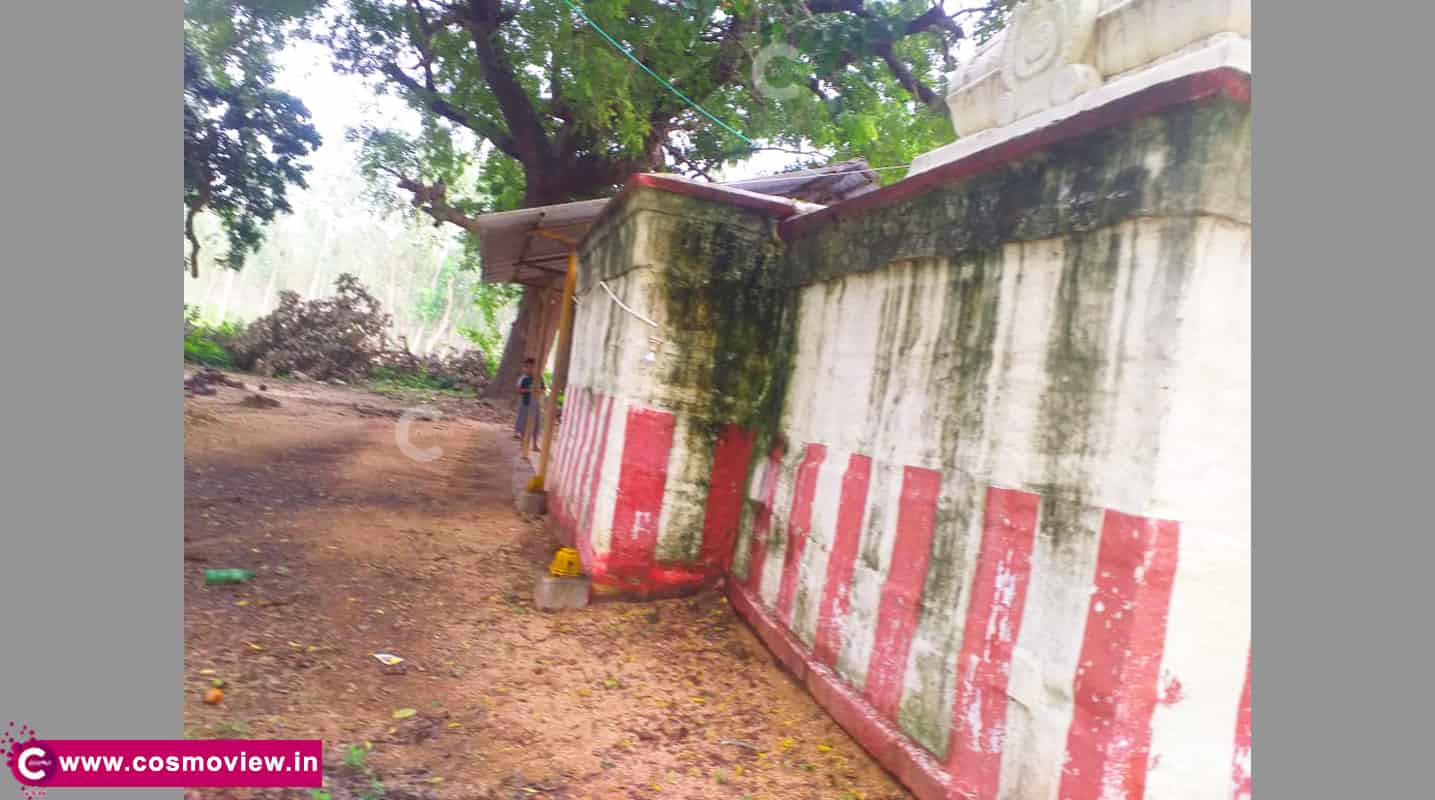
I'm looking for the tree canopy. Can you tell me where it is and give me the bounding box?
[184,0,326,276]
[324,0,1010,393]
[329,0,1011,215]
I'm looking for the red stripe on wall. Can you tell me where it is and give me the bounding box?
[576,394,615,570]
[1059,510,1181,800]
[1233,650,1252,800]
[549,387,582,523]
[558,389,587,494]
[578,391,609,530]
[607,406,677,579]
[946,487,1041,799]
[727,579,953,800]
[814,453,873,668]
[863,466,943,721]
[695,423,756,571]
[553,384,588,528]
[776,443,828,623]
[553,388,580,528]
[745,444,786,592]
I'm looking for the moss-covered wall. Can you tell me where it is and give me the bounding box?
[782,95,1249,288]
[559,190,796,582]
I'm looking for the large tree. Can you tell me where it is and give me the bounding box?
[327,0,1009,396]
[184,0,326,277]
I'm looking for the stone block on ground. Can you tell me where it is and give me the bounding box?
[517,490,547,515]
[533,573,591,611]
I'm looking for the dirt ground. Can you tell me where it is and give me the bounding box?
[183,370,912,800]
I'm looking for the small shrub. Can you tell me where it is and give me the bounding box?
[371,346,490,394]
[343,744,369,772]
[184,335,231,366]
[183,305,241,367]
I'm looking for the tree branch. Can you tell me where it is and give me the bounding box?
[663,143,715,182]
[465,0,552,168]
[873,41,940,107]
[406,0,440,90]
[905,5,961,36]
[387,168,485,234]
[805,0,871,18]
[799,0,985,109]
[378,63,520,158]
[646,12,752,132]
[185,203,202,278]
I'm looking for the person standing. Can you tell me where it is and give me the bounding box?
[514,357,543,448]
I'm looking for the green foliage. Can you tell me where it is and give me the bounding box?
[735,0,1013,177]
[458,281,523,374]
[328,0,1013,218]
[456,325,502,375]
[184,0,325,274]
[971,0,1018,44]
[368,365,461,393]
[185,335,232,367]
[184,305,245,366]
[338,744,385,800]
[414,250,464,323]
[342,744,369,772]
[324,0,1009,392]
[472,150,527,213]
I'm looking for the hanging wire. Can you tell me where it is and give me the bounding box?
[598,280,659,328]
[559,0,756,147]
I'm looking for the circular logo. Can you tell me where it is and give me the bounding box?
[752,41,803,101]
[11,741,57,786]
[396,405,444,463]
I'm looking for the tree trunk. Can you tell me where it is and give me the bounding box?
[484,285,561,402]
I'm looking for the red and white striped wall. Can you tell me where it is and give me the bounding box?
[546,390,1251,800]
[546,385,754,596]
[544,224,1250,799]
[727,444,1251,800]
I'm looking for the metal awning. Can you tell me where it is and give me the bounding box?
[716,159,881,204]
[472,198,610,288]
[472,160,881,288]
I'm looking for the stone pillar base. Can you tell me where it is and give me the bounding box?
[533,573,591,611]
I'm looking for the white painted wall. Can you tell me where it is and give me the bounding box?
[757,217,1251,793]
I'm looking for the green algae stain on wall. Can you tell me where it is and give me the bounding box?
[782,98,1250,289]
[594,192,797,566]
[896,250,1006,757]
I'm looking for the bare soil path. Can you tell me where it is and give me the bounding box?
[183,371,910,800]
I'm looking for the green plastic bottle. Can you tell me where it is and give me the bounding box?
[205,569,256,585]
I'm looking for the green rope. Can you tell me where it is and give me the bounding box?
[558,0,756,148]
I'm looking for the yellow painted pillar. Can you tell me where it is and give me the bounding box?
[533,248,579,487]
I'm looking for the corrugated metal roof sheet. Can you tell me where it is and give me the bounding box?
[473,160,879,287]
